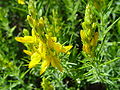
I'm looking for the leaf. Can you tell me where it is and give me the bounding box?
[100,57,120,66]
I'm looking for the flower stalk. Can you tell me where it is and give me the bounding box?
[80,3,99,57]
[15,0,72,75]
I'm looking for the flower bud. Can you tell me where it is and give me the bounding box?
[27,15,35,28]
[23,29,29,36]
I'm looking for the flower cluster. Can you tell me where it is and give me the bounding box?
[15,16,72,74]
[80,4,99,57]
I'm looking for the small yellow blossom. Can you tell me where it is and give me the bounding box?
[83,44,91,54]
[46,35,72,54]
[18,0,25,4]
[61,45,73,53]
[80,30,87,42]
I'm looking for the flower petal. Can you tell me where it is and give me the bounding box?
[15,36,34,43]
[18,0,25,4]
[40,59,50,75]
[23,50,33,56]
[53,43,62,53]
[29,52,41,68]
[51,56,63,72]
[63,45,73,53]
[24,36,35,43]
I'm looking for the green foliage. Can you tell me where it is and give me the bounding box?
[0,0,120,90]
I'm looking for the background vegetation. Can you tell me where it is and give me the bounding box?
[0,0,120,90]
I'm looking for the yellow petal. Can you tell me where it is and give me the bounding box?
[15,36,34,43]
[39,17,44,27]
[24,36,35,43]
[23,50,33,56]
[51,37,57,42]
[51,56,63,72]
[66,51,71,55]
[40,59,51,75]
[47,37,55,49]
[59,45,72,53]
[80,30,87,42]
[15,37,25,42]
[32,29,36,37]
[38,42,46,58]
[18,0,25,4]
[63,45,73,53]
[53,43,62,52]
[31,29,39,43]
[46,34,57,42]
[29,52,41,68]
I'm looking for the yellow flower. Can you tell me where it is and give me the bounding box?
[15,29,39,44]
[15,36,34,43]
[40,54,63,75]
[61,45,73,54]
[29,52,41,68]
[83,44,91,54]
[91,32,99,47]
[52,43,62,52]
[46,35,58,49]
[80,30,87,42]
[46,35,72,54]
[16,30,72,74]
[18,0,25,4]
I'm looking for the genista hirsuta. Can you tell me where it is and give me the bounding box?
[80,3,98,57]
[15,0,72,75]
